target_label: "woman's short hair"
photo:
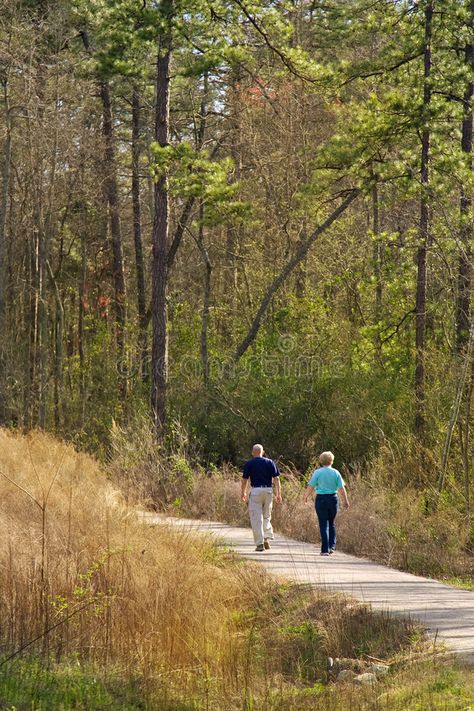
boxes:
[319,451,334,466]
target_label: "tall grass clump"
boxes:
[0,429,246,701]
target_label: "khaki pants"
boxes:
[248,487,274,546]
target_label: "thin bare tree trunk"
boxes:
[100,82,127,378]
[437,316,474,493]
[26,225,40,428]
[196,203,212,385]
[167,197,195,270]
[373,181,382,322]
[458,371,473,514]
[78,225,86,427]
[23,58,48,429]
[225,72,242,304]
[196,76,211,384]
[38,218,48,429]
[38,76,60,429]
[132,85,148,381]
[0,78,12,424]
[457,1,473,353]
[456,3,474,514]
[35,62,48,430]
[151,5,172,437]
[372,178,384,361]
[415,0,433,437]
[80,29,127,402]
[47,260,63,430]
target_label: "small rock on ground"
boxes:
[337,670,356,682]
[369,663,389,677]
[354,672,378,685]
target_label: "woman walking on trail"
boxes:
[303,451,350,556]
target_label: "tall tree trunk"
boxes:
[372,178,384,360]
[132,85,148,381]
[459,359,474,513]
[38,76,60,429]
[78,224,86,428]
[295,221,308,299]
[456,2,474,514]
[225,70,242,306]
[33,62,48,430]
[38,213,48,429]
[100,81,127,393]
[25,61,46,429]
[80,29,127,402]
[414,0,433,437]
[47,260,63,430]
[151,5,172,437]
[196,77,211,385]
[197,203,212,385]
[0,79,12,425]
[295,92,309,299]
[373,181,382,322]
[26,226,40,429]
[456,2,473,354]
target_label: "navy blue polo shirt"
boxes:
[242,456,280,487]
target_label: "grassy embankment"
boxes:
[0,429,473,710]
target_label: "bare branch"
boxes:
[231,0,317,83]
[226,189,359,369]
[0,469,42,509]
[340,50,424,87]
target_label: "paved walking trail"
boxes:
[144,513,474,663]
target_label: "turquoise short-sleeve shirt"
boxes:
[307,466,344,494]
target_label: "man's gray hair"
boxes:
[252,443,264,456]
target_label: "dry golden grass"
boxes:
[0,429,243,683]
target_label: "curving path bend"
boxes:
[143,513,474,663]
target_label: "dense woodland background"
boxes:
[0,0,473,508]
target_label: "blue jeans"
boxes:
[315,494,338,553]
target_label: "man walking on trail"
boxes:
[241,444,282,551]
